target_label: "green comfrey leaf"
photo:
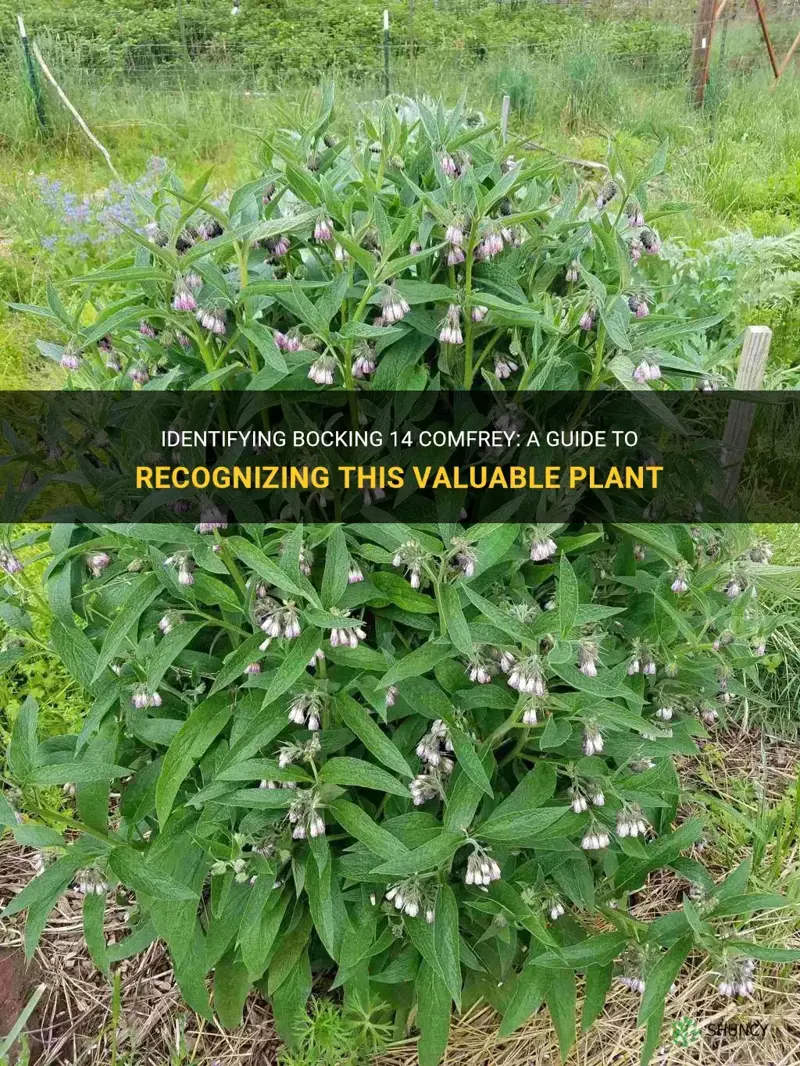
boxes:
[107,847,201,902]
[319,757,410,797]
[545,968,577,1062]
[416,961,452,1066]
[92,573,161,681]
[7,695,39,785]
[155,691,234,827]
[370,831,464,879]
[557,552,580,636]
[334,692,413,777]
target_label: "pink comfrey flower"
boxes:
[308,355,337,386]
[197,308,226,335]
[313,217,334,242]
[381,287,410,325]
[628,296,649,319]
[60,350,81,372]
[128,363,150,385]
[494,357,517,380]
[172,280,198,312]
[352,346,377,379]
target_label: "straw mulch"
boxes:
[1,724,798,1066]
[0,838,280,1066]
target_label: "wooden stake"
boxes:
[773,26,800,84]
[523,139,609,173]
[691,0,717,106]
[31,42,120,180]
[721,325,772,506]
[751,0,780,77]
[734,325,772,390]
[500,94,510,143]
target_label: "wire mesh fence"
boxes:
[0,0,796,126]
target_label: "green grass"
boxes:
[746,526,800,738]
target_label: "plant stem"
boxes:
[24,802,117,847]
[588,322,606,390]
[463,221,480,388]
[471,327,503,378]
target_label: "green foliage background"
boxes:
[0,0,690,79]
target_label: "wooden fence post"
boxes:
[721,325,772,506]
[751,0,780,77]
[691,0,717,106]
[500,94,510,142]
[773,27,800,85]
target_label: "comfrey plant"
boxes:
[2,520,799,1066]
[18,90,725,391]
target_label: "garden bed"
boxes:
[3,725,798,1066]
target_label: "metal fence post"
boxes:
[17,14,46,131]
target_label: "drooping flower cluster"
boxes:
[465,651,497,685]
[164,552,195,585]
[508,656,546,696]
[493,355,517,379]
[581,824,611,850]
[380,285,410,325]
[392,539,429,589]
[616,806,650,839]
[328,611,367,648]
[86,551,111,577]
[439,304,463,345]
[132,684,162,709]
[0,549,23,575]
[409,767,448,805]
[577,638,600,677]
[415,719,453,770]
[352,344,377,379]
[386,880,436,923]
[288,690,326,731]
[308,355,337,386]
[197,307,226,335]
[257,600,302,641]
[74,868,107,896]
[632,356,661,384]
[529,528,557,562]
[717,957,756,998]
[582,725,604,755]
[172,273,201,312]
[628,641,656,675]
[571,785,605,813]
[287,790,326,839]
[159,611,182,635]
[464,846,501,886]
